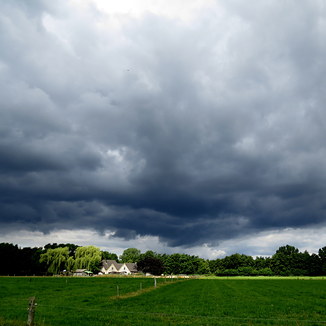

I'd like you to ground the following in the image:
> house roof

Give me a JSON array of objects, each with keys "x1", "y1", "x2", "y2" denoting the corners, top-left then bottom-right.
[
  {"x1": 101, "y1": 260, "x2": 138, "y2": 272},
  {"x1": 102, "y1": 260, "x2": 122, "y2": 270},
  {"x1": 124, "y1": 263, "x2": 137, "y2": 272}
]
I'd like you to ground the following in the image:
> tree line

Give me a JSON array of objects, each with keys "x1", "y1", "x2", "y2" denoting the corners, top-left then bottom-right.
[{"x1": 0, "y1": 243, "x2": 325, "y2": 276}]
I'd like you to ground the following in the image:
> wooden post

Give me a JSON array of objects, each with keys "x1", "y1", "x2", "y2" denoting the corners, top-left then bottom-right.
[
  {"x1": 27, "y1": 297, "x2": 36, "y2": 326},
  {"x1": 154, "y1": 278, "x2": 157, "y2": 288}
]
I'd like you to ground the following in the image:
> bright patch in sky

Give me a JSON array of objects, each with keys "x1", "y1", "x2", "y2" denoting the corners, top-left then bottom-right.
[
  {"x1": 87, "y1": 0, "x2": 216, "y2": 20},
  {"x1": 3, "y1": 227, "x2": 326, "y2": 259}
]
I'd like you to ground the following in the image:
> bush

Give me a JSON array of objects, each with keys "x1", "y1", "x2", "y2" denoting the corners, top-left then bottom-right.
[
  {"x1": 257, "y1": 268, "x2": 274, "y2": 276},
  {"x1": 238, "y1": 267, "x2": 259, "y2": 276},
  {"x1": 215, "y1": 269, "x2": 240, "y2": 276}
]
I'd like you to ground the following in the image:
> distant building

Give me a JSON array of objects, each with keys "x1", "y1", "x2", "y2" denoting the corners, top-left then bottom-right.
[
  {"x1": 73, "y1": 269, "x2": 93, "y2": 276},
  {"x1": 101, "y1": 260, "x2": 138, "y2": 275}
]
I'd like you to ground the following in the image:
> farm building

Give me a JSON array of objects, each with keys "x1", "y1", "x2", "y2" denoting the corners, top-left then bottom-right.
[
  {"x1": 73, "y1": 269, "x2": 93, "y2": 276},
  {"x1": 101, "y1": 260, "x2": 138, "y2": 275}
]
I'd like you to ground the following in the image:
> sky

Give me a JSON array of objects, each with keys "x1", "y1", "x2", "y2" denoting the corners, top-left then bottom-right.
[{"x1": 1, "y1": 0, "x2": 326, "y2": 259}]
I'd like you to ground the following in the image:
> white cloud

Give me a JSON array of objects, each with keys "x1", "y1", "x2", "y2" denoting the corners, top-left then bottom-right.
[
  {"x1": 217, "y1": 226, "x2": 326, "y2": 257},
  {"x1": 86, "y1": 0, "x2": 216, "y2": 22},
  {"x1": 2, "y1": 226, "x2": 325, "y2": 259}
]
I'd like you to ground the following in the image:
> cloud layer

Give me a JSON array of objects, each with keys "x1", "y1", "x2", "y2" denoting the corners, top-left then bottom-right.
[{"x1": 1, "y1": 0, "x2": 326, "y2": 251}]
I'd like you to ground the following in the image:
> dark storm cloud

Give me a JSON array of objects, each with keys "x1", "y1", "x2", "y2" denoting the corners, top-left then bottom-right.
[{"x1": 1, "y1": 0, "x2": 326, "y2": 247}]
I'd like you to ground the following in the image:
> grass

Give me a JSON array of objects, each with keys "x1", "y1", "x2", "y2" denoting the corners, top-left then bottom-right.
[
  {"x1": 199, "y1": 275, "x2": 326, "y2": 280},
  {"x1": 0, "y1": 277, "x2": 325, "y2": 325}
]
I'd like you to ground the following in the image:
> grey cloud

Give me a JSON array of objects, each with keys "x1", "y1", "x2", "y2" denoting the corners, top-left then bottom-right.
[{"x1": 1, "y1": 0, "x2": 326, "y2": 248}]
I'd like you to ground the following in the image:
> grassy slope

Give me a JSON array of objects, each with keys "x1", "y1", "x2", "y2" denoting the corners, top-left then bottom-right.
[{"x1": 0, "y1": 277, "x2": 325, "y2": 325}]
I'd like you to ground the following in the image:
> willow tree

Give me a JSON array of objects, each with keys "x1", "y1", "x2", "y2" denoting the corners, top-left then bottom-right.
[
  {"x1": 67, "y1": 256, "x2": 75, "y2": 272},
  {"x1": 40, "y1": 247, "x2": 69, "y2": 275},
  {"x1": 74, "y1": 246, "x2": 101, "y2": 271}
]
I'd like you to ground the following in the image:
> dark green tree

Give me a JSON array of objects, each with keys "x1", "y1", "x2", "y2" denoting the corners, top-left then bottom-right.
[
  {"x1": 137, "y1": 256, "x2": 164, "y2": 275},
  {"x1": 308, "y1": 253, "x2": 322, "y2": 276},
  {"x1": 102, "y1": 251, "x2": 118, "y2": 261},
  {"x1": 162, "y1": 254, "x2": 182, "y2": 275},
  {"x1": 209, "y1": 258, "x2": 223, "y2": 274},
  {"x1": 162, "y1": 253, "x2": 202, "y2": 275},
  {"x1": 271, "y1": 245, "x2": 300, "y2": 276},
  {"x1": 254, "y1": 257, "x2": 272, "y2": 270},
  {"x1": 318, "y1": 246, "x2": 326, "y2": 274},
  {"x1": 222, "y1": 253, "x2": 254, "y2": 270},
  {"x1": 139, "y1": 250, "x2": 157, "y2": 260},
  {"x1": 197, "y1": 259, "x2": 211, "y2": 274},
  {"x1": 0, "y1": 243, "x2": 20, "y2": 275},
  {"x1": 120, "y1": 248, "x2": 141, "y2": 263},
  {"x1": 20, "y1": 247, "x2": 46, "y2": 275}
]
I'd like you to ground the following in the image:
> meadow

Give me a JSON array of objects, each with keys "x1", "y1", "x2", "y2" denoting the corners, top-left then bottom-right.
[{"x1": 0, "y1": 276, "x2": 325, "y2": 325}]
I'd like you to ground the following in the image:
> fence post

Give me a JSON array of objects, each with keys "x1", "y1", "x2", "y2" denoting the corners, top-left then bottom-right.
[
  {"x1": 27, "y1": 297, "x2": 36, "y2": 326},
  {"x1": 154, "y1": 278, "x2": 157, "y2": 288}
]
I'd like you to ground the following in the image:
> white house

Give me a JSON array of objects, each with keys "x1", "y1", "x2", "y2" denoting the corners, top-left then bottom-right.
[
  {"x1": 120, "y1": 263, "x2": 138, "y2": 275},
  {"x1": 101, "y1": 260, "x2": 138, "y2": 275}
]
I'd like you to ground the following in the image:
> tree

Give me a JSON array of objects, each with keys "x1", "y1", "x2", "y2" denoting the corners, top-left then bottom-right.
[
  {"x1": 102, "y1": 251, "x2": 118, "y2": 261},
  {"x1": 139, "y1": 250, "x2": 157, "y2": 260},
  {"x1": 162, "y1": 254, "x2": 181, "y2": 275},
  {"x1": 319, "y1": 246, "x2": 326, "y2": 273},
  {"x1": 74, "y1": 246, "x2": 102, "y2": 271},
  {"x1": 0, "y1": 243, "x2": 20, "y2": 275},
  {"x1": 162, "y1": 253, "x2": 202, "y2": 275},
  {"x1": 308, "y1": 253, "x2": 322, "y2": 276},
  {"x1": 40, "y1": 247, "x2": 70, "y2": 275},
  {"x1": 209, "y1": 258, "x2": 223, "y2": 274},
  {"x1": 222, "y1": 254, "x2": 254, "y2": 270},
  {"x1": 44, "y1": 243, "x2": 79, "y2": 256},
  {"x1": 20, "y1": 247, "x2": 46, "y2": 275},
  {"x1": 294, "y1": 251, "x2": 310, "y2": 276},
  {"x1": 197, "y1": 259, "x2": 211, "y2": 275},
  {"x1": 254, "y1": 257, "x2": 272, "y2": 270},
  {"x1": 178, "y1": 255, "x2": 201, "y2": 274},
  {"x1": 67, "y1": 256, "x2": 75, "y2": 272},
  {"x1": 137, "y1": 257, "x2": 164, "y2": 275},
  {"x1": 120, "y1": 248, "x2": 141, "y2": 263},
  {"x1": 276, "y1": 245, "x2": 299, "y2": 256},
  {"x1": 271, "y1": 245, "x2": 300, "y2": 276}
]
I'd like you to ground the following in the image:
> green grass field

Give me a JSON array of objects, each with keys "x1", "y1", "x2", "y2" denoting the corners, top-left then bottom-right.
[{"x1": 0, "y1": 277, "x2": 325, "y2": 325}]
